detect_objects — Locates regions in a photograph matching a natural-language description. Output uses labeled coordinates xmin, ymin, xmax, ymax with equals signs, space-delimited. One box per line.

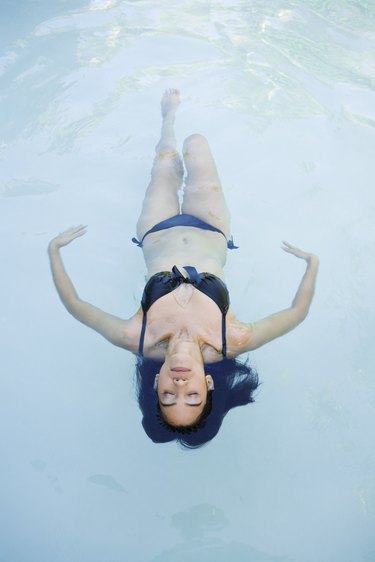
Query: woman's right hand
xmin=48 ymin=225 xmax=87 ymax=250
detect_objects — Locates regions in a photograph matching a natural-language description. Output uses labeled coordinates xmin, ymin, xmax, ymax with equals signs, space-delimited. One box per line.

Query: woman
xmin=48 ymin=89 xmax=319 ymax=447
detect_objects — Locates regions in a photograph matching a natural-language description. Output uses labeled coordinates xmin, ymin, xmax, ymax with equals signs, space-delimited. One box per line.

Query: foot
xmin=161 ymin=89 xmax=180 ymax=118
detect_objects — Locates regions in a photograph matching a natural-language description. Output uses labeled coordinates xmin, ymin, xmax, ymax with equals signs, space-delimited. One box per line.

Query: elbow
xmin=291 ymin=306 xmax=309 ymax=328
xmin=309 ymin=254 xmax=320 ymax=267
xmin=292 ymin=306 xmax=310 ymax=325
xmin=63 ymin=296 xmax=81 ymax=316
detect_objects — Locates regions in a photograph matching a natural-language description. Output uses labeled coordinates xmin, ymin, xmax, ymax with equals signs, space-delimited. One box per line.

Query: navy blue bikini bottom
xmin=132 ymin=213 xmax=238 ymax=249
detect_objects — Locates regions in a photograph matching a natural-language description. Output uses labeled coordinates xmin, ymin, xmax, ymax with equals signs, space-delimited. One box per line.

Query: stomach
xmin=142 ymin=226 xmax=228 ymax=279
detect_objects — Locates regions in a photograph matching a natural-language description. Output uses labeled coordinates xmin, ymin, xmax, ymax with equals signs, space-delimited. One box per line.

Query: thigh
xmin=136 ymin=151 xmax=182 ymax=239
xmin=181 ymin=134 xmax=231 ymax=237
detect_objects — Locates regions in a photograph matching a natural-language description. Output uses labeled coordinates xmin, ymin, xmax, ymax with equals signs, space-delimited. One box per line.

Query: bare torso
xmin=127 ymin=226 xmax=250 ymax=361
xmin=141 ymin=225 xmax=228 ymax=279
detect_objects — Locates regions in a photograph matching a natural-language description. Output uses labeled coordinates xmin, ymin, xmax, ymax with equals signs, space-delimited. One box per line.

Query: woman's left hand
xmin=281 ymin=241 xmax=318 ymax=264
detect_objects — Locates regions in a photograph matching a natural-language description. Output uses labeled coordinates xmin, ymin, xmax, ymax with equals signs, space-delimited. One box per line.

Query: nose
xmin=173 ymin=377 xmax=188 ymax=385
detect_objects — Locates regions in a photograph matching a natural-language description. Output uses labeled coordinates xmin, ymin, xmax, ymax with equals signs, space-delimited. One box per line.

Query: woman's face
xmin=155 ymin=343 xmax=213 ymax=426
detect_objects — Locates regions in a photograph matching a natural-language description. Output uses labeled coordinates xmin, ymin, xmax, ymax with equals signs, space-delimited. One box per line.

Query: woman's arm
xmin=242 ymin=242 xmax=319 ymax=352
xmin=48 ymin=226 xmax=136 ymax=349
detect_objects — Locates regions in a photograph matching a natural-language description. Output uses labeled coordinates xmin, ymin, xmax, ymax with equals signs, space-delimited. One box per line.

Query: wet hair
xmin=134 ymin=355 xmax=260 ymax=449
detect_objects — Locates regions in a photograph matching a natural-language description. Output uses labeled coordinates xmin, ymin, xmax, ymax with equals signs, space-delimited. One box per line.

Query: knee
xmin=156 ymin=149 xmax=180 ymax=161
xmin=183 ymin=134 xmax=208 ymax=153
xmin=154 ymin=150 xmax=182 ymax=170
xmin=152 ymin=150 xmax=183 ymax=178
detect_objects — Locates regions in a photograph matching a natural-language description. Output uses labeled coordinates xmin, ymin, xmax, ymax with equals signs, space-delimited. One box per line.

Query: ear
xmin=205 ymin=374 xmax=215 ymax=391
xmin=153 ymin=373 xmax=159 ymax=391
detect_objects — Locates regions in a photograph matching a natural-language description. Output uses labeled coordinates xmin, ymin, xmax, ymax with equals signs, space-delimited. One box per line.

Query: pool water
xmin=1 ymin=1 xmax=375 ymax=561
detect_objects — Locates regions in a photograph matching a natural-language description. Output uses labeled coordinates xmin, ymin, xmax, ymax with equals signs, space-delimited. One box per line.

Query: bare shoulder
xmin=118 ymin=309 xmax=143 ymax=352
xmin=225 ymin=312 xmax=254 ymax=356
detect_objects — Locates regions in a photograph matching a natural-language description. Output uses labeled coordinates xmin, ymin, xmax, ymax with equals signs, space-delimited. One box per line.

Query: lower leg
xmin=155 ymin=88 xmax=181 ymax=154
xmin=155 ymin=115 xmax=177 ymax=155
xmin=136 ymin=90 xmax=183 ymax=239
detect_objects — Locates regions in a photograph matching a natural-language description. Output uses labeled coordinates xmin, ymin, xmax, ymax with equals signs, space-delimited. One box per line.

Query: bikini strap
xmin=138 ymin=311 xmax=147 ymax=356
xmin=132 ymin=236 xmax=143 ymax=248
xmin=221 ymin=312 xmax=227 ymax=357
xmin=184 ymin=265 xmax=228 ymax=357
xmin=182 ymin=265 xmax=201 ymax=284
xmin=227 ymin=236 xmax=239 ymax=250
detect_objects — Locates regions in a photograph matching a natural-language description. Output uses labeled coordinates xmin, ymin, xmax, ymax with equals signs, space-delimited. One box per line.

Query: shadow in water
xmin=149 ymin=504 xmax=296 ymax=562
xmin=88 ymin=473 xmax=126 ymax=493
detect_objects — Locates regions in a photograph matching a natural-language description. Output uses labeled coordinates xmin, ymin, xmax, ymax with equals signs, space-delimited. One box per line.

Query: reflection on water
xmin=1 ymin=0 xmax=374 ymax=153
xmin=1 ymin=1 xmax=375 ymax=562
xmin=1 ymin=177 xmax=59 ymax=197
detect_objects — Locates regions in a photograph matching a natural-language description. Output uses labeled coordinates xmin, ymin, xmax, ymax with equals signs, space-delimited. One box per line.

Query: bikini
xmin=134 ymin=214 xmax=237 ymax=357
xmin=132 ymin=213 xmax=238 ymax=250
xmin=138 ymin=265 xmax=230 ymax=357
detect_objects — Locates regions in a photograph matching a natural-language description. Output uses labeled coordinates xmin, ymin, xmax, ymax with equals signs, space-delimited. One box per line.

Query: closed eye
xmin=161 ymin=402 xmax=203 ymax=407
xmin=159 ymin=392 xmax=203 ymax=407
xmin=185 ymin=393 xmax=202 ymax=406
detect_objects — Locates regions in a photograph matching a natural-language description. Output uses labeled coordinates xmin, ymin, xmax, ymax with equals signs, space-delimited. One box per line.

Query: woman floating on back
xmin=48 ymin=89 xmax=319 ymax=447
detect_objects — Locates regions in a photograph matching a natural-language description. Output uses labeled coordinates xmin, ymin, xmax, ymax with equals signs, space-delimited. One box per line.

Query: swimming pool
xmin=1 ymin=1 xmax=375 ymax=561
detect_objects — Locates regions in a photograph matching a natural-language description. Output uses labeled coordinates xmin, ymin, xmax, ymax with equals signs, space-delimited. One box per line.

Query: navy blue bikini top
xmin=139 ymin=265 xmax=229 ymax=357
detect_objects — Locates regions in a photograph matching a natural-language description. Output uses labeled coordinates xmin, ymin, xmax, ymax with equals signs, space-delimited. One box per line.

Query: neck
xmin=166 ymin=330 xmax=201 ymax=357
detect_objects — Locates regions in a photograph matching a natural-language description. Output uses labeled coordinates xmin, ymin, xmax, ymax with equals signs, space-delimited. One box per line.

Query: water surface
xmin=1 ymin=1 xmax=375 ymax=561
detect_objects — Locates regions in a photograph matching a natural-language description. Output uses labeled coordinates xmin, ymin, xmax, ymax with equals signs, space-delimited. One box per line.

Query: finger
xmin=60 ymin=225 xmax=87 ymax=239
xmin=72 ymin=224 xmax=87 ymax=231
xmin=62 ymin=226 xmax=79 ymax=234
xmin=65 ymin=225 xmax=87 ymax=235
xmin=281 ymin=244 xmax=303 ymax=257
xmin=68 ymin=227 xmax=87 ymax=239
xmin=75 ymin=228 xmax=87 ymax=238
xmin=283 ymin=242 xmax=305 ymax=255
xmin=282 ymin=241 xmax=297 ymax=249
xmin=281 ymin=246 xmax=294 ymax=253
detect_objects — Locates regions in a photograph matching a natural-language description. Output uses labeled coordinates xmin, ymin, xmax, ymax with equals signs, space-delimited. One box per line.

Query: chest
xmin=138 ymin=286 xmax=245 ymax=361
xmin=142 ymin=286 xmax=223 ymax=359
xmin=147 ymin=285 xmax=222 ymax=330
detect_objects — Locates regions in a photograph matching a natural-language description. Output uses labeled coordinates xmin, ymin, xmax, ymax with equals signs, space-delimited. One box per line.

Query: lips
xmin=171 ymin=368 xmax=191 ymax=372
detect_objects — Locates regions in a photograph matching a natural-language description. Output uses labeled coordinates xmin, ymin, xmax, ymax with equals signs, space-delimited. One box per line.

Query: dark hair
xmin=134 ymin=355 xmax=260 ymax=449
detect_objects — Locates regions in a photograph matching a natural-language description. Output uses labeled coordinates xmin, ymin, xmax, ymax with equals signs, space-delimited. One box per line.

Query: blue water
xmin=1 ymin=1 xmax=375 ymax=561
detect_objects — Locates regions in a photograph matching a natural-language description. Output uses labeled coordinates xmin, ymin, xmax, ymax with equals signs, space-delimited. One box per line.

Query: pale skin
xmin=48 ymin=89 xmax=319 ymax=427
